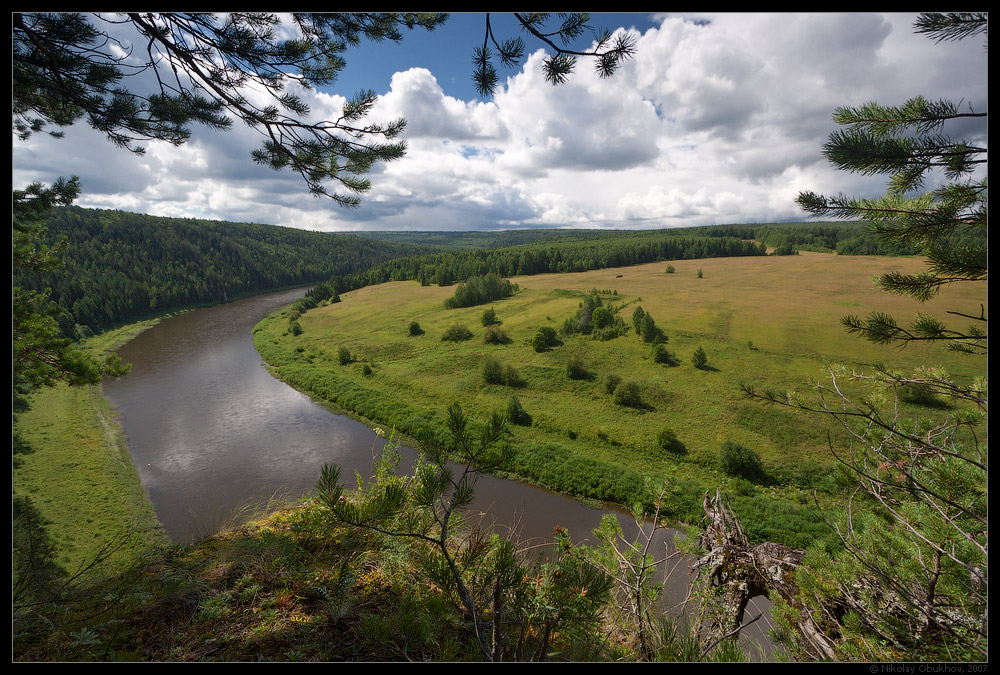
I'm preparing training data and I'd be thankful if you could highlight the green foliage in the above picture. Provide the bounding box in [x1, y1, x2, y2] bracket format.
[483, 325, 510, 345]
[691, 346, 708, 369]
[482, 356, 504, 385]
[12, 183, 129, 416]
[591, 306, 612, 330]
[697, 268, 703, 278]
[481, 306, 500, 326]
[444, 273, 515, 309]
[719, 441, 765, 482]
[361, 363, 374, 377]
[13, 12, 446, 205]
[603, 374, 622, 395]
[441, 324, 474, 342]
[506, 395, 532, 426]
[290, 320, 304, 336]
[655, 427, 681, 454]
[408, 321, 424, 336]
[652, 343, 674, 365]
[472, 13, 637, 98]
[15, 206, 429, 333]
[766, 13, 989, 661]
[337, 346, 352, 365]
[531, 325, 560, 352]
[612, 381, 643, 408]
[665, 265, 675, 274]
[566, 355, 589, 380]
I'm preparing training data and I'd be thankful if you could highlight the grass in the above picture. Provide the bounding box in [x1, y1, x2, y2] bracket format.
[254, 253, 986, 544]
[13, 320, 169, 576]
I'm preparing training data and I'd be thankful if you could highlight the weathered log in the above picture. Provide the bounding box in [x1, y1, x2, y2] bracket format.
[691, 489, 837, 660]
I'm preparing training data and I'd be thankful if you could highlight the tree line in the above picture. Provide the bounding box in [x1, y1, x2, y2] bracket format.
[14, 206, 434, 334]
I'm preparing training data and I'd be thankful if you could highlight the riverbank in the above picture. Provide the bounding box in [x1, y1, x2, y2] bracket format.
[251, 254, 986, 550]
[14, 320, 169, 576]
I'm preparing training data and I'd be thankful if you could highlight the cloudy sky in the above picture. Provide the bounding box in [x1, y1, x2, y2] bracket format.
[12, 12, 988, 232]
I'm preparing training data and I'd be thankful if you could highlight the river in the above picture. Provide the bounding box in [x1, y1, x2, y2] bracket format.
[102, 286, 773, 653]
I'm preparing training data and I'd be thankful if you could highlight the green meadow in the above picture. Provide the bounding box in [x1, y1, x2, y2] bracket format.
[13, 322, 169, 577]
[254, 252, 986, 546]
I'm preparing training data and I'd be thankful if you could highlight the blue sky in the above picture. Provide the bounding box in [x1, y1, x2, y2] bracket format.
[12, 13, 988, 232]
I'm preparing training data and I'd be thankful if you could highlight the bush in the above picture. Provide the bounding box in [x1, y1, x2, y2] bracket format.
[483, 357, 522, 387]
[506, 395, 531, 426]
[337, 346, 352, 365]
[502, 364, 524, 388]
[483, 325, 510, 345]
[652, 343, 673, 364]
[361, 363, 373, 377]
[441, 324, 474, 342]
[481, 307, 500, 326]
[591, 306, 612, 330]
[603, 374, 622, 395]
[665, 265, 675, 274]
[612, 381, 642, 408]
[692, 345, 708, 369]
[720, 441, 765, 482]
[482, 356, 504, 385]
[289, 320, 303, 336]
[408, 321, 424, 336]
[656, 427, 680, 453]
[566, 355, 588, 380]
[531, 326, 560, 352]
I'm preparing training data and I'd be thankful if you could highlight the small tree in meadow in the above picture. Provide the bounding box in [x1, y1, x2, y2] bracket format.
[408, 321, 424, 336]
[482, 356, 504, 385]
[604, 374, 622, 395]
[719, 441, 765, 482]
[566, 355, 589, 380]
[506, 395, 531, 426]
[692, 346, 708, 369]
[483, 325, 510, 345]
[665, 265, 675, 274]
[612, 381, 642, 408]
[481, 307, 500, 326]
[441, 324, 474, 342]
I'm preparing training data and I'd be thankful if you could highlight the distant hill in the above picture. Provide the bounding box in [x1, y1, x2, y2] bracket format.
[15, 207, 436, 334]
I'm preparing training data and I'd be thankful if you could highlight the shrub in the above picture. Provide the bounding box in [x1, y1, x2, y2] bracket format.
[441, 324, 474, 342]
[481, 307, 500, 326]
[483, 325, 510, 345]
[591, 306, 612, 330]
[502, 365, 524, 388]
[566, 355, 588, 380]
[720, 441, 765, 482]
[408, 321, 424, 336]
[656, 427, 683, 454]
[338, 346, 352, 365]
[652, 343, 673, 364]
[531, 326, 560, 352]
[361, 363, 373, 377]
[612, 381, 642, 408]
[692, 345, 708, 369]
[697, 268, 703, 278]
[506, 395, 531, 426]
[665, 265, 676, 274]
[482, 356, 504, 385]
[603, 374, 622, 395]
[289, 320, 303, 336]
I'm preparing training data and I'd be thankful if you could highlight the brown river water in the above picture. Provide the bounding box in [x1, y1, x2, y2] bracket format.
[102, 286, 773, 653]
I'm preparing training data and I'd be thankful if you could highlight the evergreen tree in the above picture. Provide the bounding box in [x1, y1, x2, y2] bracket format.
[746, 13, 987, 660]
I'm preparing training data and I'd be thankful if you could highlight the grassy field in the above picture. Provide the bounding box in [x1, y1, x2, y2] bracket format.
[13, 321, 169, 577]
[254, 252, 986, 545]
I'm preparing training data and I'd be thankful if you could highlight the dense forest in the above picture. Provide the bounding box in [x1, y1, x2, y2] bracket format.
[18, 208, 984, 337]
[14, 207, 436, 334]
